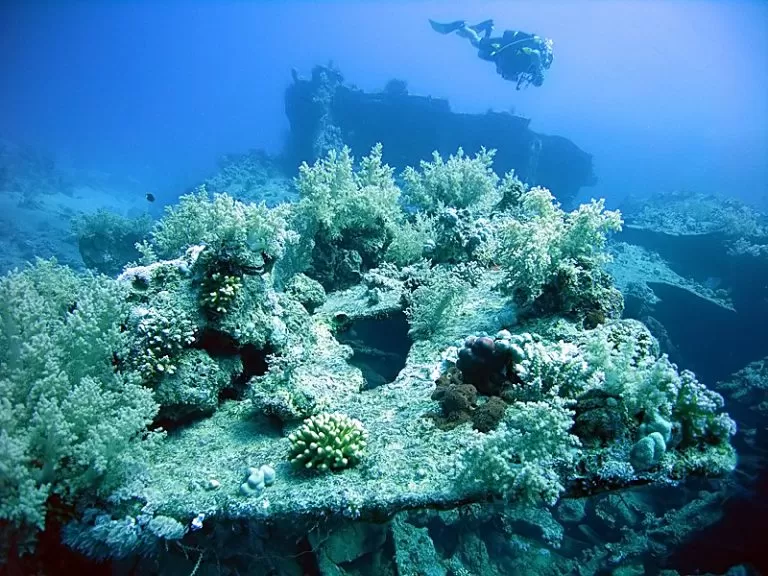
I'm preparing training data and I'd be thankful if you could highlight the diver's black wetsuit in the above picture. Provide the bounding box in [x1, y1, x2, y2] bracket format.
[429, 19, 554, 89]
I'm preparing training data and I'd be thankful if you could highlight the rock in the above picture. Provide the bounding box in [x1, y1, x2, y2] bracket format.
[311, 522, 387, 566]
[391, 517, 447, 576]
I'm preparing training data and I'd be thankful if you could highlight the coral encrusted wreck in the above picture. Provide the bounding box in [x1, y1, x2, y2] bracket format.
[0, 144, 736, 572]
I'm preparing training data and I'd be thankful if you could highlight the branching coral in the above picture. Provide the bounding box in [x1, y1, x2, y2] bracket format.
[405, 267, 468, 339]
[146, 186, 289, 262]
[458, 398, 580, 506]
[589, 324, 735, 450]
[578, 321, 737, 475]
[495, 186, 622, 306]
[0, 260, 158, 549]
[129, 294, 198, 379]
[199, 271, 243, 315]
[288, 413, 368, 472]
[402, 147, 500, 214]
[295, 144, 406, 288]
[297, 144, 402, 238]
[384, 212, 437, 267]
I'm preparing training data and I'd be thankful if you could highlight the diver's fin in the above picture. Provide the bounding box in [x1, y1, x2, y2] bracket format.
[467, 19, 494, 36]
[429, 19, 467, 35]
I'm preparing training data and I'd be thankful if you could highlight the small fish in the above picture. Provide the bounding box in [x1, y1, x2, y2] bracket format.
[145, 193, 155, 202]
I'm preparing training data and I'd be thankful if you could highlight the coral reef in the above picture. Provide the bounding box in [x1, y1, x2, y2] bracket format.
[0, 261, 159, 555]
[621, 190, 768, 237]
[0, 143, 740, 576]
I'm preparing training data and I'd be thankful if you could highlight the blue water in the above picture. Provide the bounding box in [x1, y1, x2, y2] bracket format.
[1, 1, 766, 204]
[1, 2, 768, 575]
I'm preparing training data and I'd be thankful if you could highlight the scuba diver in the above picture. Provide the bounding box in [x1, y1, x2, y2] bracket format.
[429, 19, 554, 89]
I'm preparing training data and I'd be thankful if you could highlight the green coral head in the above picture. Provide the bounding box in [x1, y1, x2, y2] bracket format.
[288, 412, 368, 472]
[199, 271, 243, 315]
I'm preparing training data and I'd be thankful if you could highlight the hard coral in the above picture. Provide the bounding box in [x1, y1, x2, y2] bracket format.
[456, 334, 510, 396]
[286, 273, 326, 313]
[288, 412, 368, 472]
